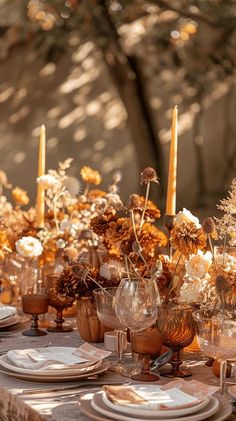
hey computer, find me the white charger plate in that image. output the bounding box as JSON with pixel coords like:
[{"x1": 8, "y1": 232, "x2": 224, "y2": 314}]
[
  {"x1": 92, "y1": 392, "x2": 219, "y2": 421},
  {"x1": 102, "y1": 386, "x2": 210, "y2": 418},
  {"x1": 0, "y1": 360, "x2": 110, "y2": 382},
  {"x1": 0, "y1": 347, "x2": 101, "y2": 376},
  {"x1": 79, "y1": 393, "x2": 232, "y2": 421}
]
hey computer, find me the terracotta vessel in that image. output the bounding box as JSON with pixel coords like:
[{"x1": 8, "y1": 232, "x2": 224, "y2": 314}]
[{"x1": 77, "y1": 296, "x2": 109, "y2": 342}]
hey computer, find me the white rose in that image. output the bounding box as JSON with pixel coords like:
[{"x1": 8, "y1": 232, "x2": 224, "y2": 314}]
[
  {"x1": 186, "y1": 251, "x2": 212, "y2": 280},
  {"x1": 16, "y1": 236, "x2": 43, "y2": 258},
  {"x1": 175, "y1": 208, "x2": 200, "y2": 228},
  {"x1": 180, "y1": 281, "x2": 202, "y2": 304},
  {"x1": 37, "y1": 174, "x2": 60, "y2": 189}
]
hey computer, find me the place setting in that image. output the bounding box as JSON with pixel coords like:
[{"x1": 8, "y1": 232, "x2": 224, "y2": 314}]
[
  {"x1": 0, "y1": 343, "x2": 111, "y2": 382},
  {"x1": 78, "y1": 380, "x2": 233, "y2": 421}
]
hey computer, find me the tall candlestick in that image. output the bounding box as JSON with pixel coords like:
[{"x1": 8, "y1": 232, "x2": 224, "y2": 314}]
[
  {"x1": 36, "y1": 125, "x2": 46, "y2": 228},
  {"x1": 165, "y1": 106, "x2": 178, "y2": 216}
]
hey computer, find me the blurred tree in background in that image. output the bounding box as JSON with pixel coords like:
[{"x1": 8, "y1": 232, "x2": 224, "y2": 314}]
[{"x1": 0, "y1": 0, "x2": 236, "y2": 212}]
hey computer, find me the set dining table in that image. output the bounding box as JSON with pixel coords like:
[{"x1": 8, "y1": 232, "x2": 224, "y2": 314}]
[{"x1": 0, "y1": 318, "x2": 235, "y2": 421}]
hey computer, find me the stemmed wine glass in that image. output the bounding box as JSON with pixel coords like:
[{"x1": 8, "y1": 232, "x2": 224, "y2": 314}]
[
  {"x1": 157, "y1": 304, "x2": 196, "y2": 378},
  {"x1": 45, "y1": 273, "x2": 74, "y2": 332},
  {"x1": 93, "y1": 287, "x2": 126, "y2": 372},
  {"x1": 193, "y1": 310, "x2": 236, "y2": 394},
  {"x1": 114, "y1": 277, "x2": 160, "y2": 379},
  {"x1": 22, "y1": 267, "x2": 49, "y2": 336}
]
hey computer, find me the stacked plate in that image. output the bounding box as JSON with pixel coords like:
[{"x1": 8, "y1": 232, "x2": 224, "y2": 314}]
[
  {"x1": 79, "y1": 384, "x2": 232, "y2": 421},
  {"x1": 0, "y1": 347, "x2": 110, "y2": 382},
  {"x1": 0, "y1": 306, "x2": 20, "y2": 329}
]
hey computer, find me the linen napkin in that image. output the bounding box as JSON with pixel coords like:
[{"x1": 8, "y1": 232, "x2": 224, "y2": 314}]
[
  {"x1": 161, "y1": 379, "x2": 219, "y2": 400},
  {"x1": 7, "y1": 343, "x2": 111, "y2": 370},
  {"x1": 7, "y1": 348, "x2": 88, "y2": 370},
  {"x1": 104, "y1": 380, "x2": 219, "y2": 410},
  {"x1": 104, "y1": 386, "x2": 148, "y2": 405}
]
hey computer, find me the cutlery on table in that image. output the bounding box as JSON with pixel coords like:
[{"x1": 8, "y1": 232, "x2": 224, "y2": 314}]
[
  {"x1": 150, "y1": 350, "x2": 173, "y2": 372},
  {"x1": 21, "y1": 381, "x2": 128, "y2": 396}
]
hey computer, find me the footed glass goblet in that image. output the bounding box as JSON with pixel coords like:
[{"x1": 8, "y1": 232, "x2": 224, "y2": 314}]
[
  {"x1": 130, "y1": 326, "x2": 163, "y2": 381},
  {"x1": 46, "y1": 273, "x2": 74, "y2": 332},
  {"x1": 22, "y1": 293, "x2": 49, "y2": 336},
  {"x1": 193, "y1": 310, "x2": 236, "y2": 395},
  {"x1": 93, "y1": 287, "x2": 126, "y2": 373},
  {"x1": 157, "y1": 304, "x2": 195, "y2": 378}
]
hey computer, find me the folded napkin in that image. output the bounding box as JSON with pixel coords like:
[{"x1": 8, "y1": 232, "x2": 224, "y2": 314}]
[
  {"x1": 7, "y1": 348, "x2": 88, "y2": 370},
  {"x1": 161, "y1": 379, "x2": 219, "y2": 400},
  {"x1": 104, "y1": 381, "x2": 218, "y2": 411},
  {"x1": 104, "y1": 386, "x2": 148, "y2": 405},
  {"x1": 7, "y1": 343, "x2": 112, "y2": 371},
  {"x1": 0, "y1": 306, "x2": 16, "y2": 321}
]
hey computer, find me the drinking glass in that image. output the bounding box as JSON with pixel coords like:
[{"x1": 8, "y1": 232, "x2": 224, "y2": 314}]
[
  {"x1": 93, "y1": 287, "x2": 126, "y2": 372},
  {"x1": 130, "y1": 326, "x2": 163, "y2": 381},
  {"x1": 22, "y1": 267, "x2": 49, "y2": 336},
  {"x1": 157, "y1": 304, "x2": 196, "y2": 378},
  {"x1": 114, "y1": 277, "x2": 160, "y2": 378},
  {"x1": 193, "y1": 310, "x2": 236, "y2": 394},
  {"x1": 45, "y1": 273, "x2": 74, "y2": 332}
]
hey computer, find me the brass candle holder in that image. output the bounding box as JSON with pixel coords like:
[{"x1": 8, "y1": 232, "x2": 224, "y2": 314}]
[{"x1": 164, "y1": 214, "x2": 176, "y2": 259}]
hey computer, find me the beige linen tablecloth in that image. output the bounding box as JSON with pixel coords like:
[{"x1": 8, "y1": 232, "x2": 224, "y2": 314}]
[{"x1": 0, "y1": 325, "x2": 235, "y2": 421}]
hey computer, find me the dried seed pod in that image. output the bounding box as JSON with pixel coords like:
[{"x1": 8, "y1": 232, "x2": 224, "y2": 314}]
[
  {"x1": 202, "y1": 217, "x2": 215, "y2": 235},
  {"x1": 140, "y1": 167, "x2": 159, "y2": 185},
  {"x1": 215, "y1": 274, "x2": 230, "y2": 293}
]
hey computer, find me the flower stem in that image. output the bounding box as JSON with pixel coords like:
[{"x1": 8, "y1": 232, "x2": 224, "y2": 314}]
[{"x1": 140, "y1": 182, "x2": 150, "y2": 230}]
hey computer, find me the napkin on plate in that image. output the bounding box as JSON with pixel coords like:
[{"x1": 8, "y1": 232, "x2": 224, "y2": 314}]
[
  {"x1": 7, "y1": 348, "x2": 88, "y2": 370},
  {"x1": 7, "y1": 343, "x2": 111, "y2": 370},
  {"x1": 104, "y1": 386, "x2": 148, "y2": 405},
  {"x1": 103, "y1": 380, "x2": 219, "y2": 411}
]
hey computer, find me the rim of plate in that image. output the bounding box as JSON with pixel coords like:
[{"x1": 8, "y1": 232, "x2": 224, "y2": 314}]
[
  {"x1": 0, "y1": 360, "x2": 110, "y2": 382},
  {"x1": 102, "y1": 390, "x2": 210, "y2": 418},
  {"x1": 0, "y1": 314, "x2": 21, "y2": 329},
  {"x1": 91, "y1": 392, "x2": 219, "y2": 421}
]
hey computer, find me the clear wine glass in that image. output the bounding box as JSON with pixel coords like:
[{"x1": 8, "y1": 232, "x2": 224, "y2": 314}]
[
  {"x1": 193, "y1": 310, "x2": 236, "y2": 394},
  {"x1": 93, "y1": 287, "x2": 126, "y2": 372},
  {"x1": 114, "y1": 277, "x2": 160, "y2": 378}
]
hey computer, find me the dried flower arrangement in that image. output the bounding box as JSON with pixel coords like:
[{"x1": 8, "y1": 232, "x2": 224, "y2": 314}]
[
  {"x1": 57, "y1": 167, "x2": 168, "y2": 299},
  {"x1": 178, "y1": 179, "x2": 236, "y2": 313}
]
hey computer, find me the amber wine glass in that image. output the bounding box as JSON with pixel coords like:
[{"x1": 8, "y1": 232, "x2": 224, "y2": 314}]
[
  {"x1": 157, "y1": 304, "x2": 196, "y2": 378},
  {"x1": 46, "y1": 273, "x2": 74, "y2": 332},
  {"x1": 22, "y1": 294, "x2": 49, "y2": 336}
]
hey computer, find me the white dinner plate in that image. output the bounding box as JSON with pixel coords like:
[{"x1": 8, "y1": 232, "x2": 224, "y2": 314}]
[
  {"x1": 0, "y1": 314, "x2": 21, "y2": 329},
  {"x1": 0, "y1": 360, "x2": 110, "y2": 382},
  {"x1": 0, "y1": 306, "x2": 16, "y2": 321},
  {"x1": 0, "y1": 348, "x2": 101, "y2": 376},
  {"x1": 79, "y1": 393, "x2": 232, "y2": 421},
  {"x1": 92, "y1": 392, "x2": 219, "y2": 421},
  {"x1": 102, "y1": 386, "x2": 210, "y2": 418}
]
